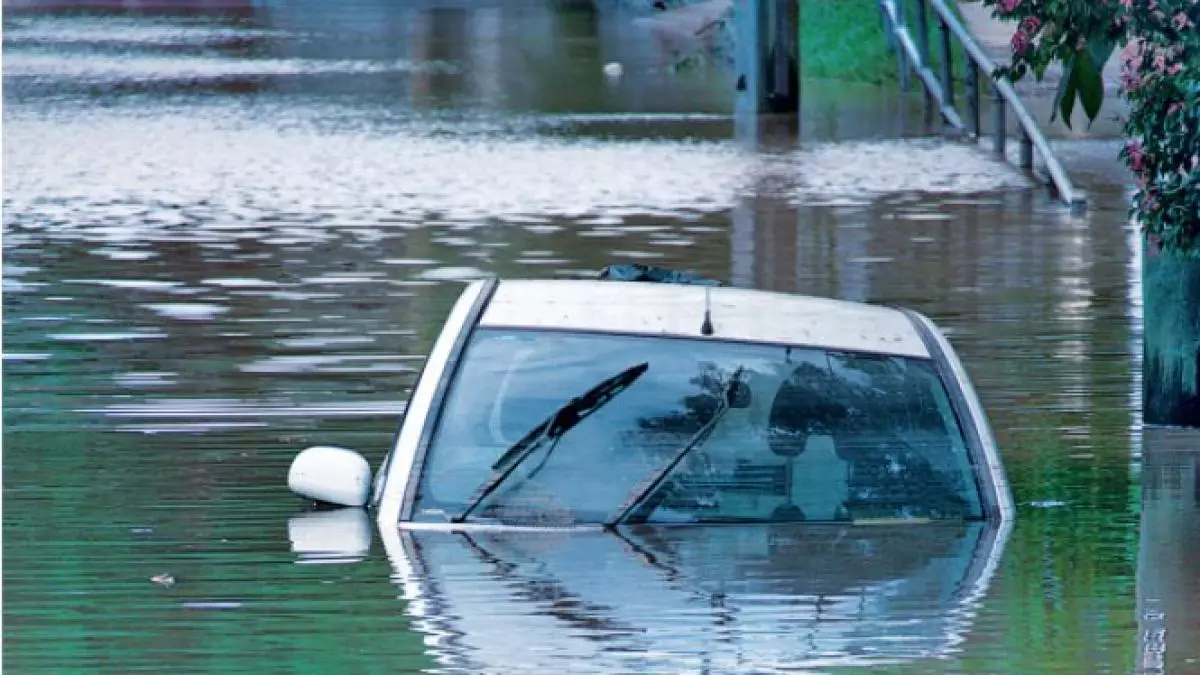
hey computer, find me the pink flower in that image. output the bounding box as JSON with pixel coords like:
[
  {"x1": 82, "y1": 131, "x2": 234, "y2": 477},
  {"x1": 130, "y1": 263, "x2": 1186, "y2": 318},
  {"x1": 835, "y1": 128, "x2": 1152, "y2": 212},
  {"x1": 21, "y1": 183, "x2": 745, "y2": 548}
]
[
  {"x1": 1120, "y1": 42, "x2": 1144, "y2": 91},
  {"x1": 1126, "y1": 140, "x2": 1145, "y2": 172},
  {"x1": 1121, "y1": 72, "x2": 1141, "y2": 92},
  {"x1": 1011, "y1": 28, "x2": 1031, "y2": 54},
  {"x1": 1121, "y1": 70, "x2": 1139, "y2": 92},
  {"x1": 1168, "y1": 101, "x2": 1183, "y2": 115},
  {"x1": 997, "y1": 0, "x2": 1021, "y2": 13},
  {"x1": 1120, "y1": 0, "x2": 1133, "y2": 7},
  {"x1": 1168, "y1": 62, "x2": 1183, "y2": 75},
  {"x1": 1120, "y1": 40, "x2": 1143, "y2": 66},
  {"x1": 1173, "y1": 12, "x2": 1192, "y2": 29},
  {"x1": 1020, "y1": 16, "x2": 1041, "y2": 32}
]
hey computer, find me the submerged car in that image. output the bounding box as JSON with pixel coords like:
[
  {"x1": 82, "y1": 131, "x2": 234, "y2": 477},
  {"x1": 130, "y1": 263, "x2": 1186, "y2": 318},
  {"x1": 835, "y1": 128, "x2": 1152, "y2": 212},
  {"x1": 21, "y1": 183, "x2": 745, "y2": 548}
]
[{"x1": 288, "y1": 271, "x2": 1014, "y2": 529}]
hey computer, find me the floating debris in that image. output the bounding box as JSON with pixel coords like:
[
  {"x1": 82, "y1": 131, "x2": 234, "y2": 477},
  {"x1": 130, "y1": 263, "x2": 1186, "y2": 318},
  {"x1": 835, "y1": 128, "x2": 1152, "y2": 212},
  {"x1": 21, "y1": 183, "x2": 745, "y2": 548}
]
[{"x1": 150, "y1": 572, "x2": 175, "y2": 588}]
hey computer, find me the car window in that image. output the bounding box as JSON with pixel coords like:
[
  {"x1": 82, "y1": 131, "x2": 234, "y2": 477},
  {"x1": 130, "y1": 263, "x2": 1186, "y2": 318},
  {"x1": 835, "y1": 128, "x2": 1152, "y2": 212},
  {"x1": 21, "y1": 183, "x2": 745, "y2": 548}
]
[{"x1": 412, "y1": 328, "x2": 984, "y2": 525}]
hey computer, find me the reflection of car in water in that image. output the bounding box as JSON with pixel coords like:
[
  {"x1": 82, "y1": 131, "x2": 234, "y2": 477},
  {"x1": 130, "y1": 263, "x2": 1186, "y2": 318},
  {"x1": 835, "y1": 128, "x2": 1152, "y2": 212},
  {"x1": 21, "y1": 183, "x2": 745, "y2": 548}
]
[
  {"x1": 286, "y1": 271, "x2": 1015, "y2": 671},
  {"x1": 290, "y1": 510, "x2": 1011, "y2": 672},
  {"x1": 289, "y1": 275, "x2": 1012, "y2": 527}
]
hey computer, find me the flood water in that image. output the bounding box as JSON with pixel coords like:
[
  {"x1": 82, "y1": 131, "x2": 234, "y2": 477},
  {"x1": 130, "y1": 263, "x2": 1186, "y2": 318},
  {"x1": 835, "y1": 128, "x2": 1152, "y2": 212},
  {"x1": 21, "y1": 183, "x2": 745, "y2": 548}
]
[{"x1": 4, "y1": 2, "x2": 1198, "y2": 673}]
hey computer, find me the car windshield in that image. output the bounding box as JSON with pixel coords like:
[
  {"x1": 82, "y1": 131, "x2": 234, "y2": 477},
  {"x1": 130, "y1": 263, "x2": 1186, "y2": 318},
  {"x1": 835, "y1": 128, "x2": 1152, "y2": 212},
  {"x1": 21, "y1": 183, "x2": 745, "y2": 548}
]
[{"x1": 412, "y1": 328, "x2": 984, "y2": 526}]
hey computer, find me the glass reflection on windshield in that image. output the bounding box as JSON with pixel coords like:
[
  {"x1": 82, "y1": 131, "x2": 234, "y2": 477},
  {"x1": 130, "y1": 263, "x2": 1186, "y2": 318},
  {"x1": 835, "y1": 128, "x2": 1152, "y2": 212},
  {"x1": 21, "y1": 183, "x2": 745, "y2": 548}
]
[{"x1": 413, "y1": 329, "x2": 983, "y2": 525}]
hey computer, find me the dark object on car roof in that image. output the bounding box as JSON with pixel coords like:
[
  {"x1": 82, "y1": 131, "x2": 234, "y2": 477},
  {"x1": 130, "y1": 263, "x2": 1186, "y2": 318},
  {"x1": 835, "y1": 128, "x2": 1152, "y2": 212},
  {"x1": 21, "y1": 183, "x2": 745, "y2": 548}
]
[{"x1": 597, "y1": 263, "x2": 721, "y2": 286}]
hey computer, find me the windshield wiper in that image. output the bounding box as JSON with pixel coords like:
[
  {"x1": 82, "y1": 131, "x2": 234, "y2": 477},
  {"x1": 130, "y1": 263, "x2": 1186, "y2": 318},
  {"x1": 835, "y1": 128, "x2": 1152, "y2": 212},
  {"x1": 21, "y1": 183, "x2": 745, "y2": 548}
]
[
  {"x1": 452, "y1": 361, "x2": 650, "y2": 523},
  {"x1": 607, "y1": 367, "x2": 746, "y2": 526}
]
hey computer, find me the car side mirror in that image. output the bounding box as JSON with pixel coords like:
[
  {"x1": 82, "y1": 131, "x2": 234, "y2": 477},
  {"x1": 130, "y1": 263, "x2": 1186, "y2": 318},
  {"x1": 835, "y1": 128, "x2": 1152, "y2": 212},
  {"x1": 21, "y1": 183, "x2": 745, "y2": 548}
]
[{"x1": 288, "y1": 446, "x2": 371, "y2": 507}]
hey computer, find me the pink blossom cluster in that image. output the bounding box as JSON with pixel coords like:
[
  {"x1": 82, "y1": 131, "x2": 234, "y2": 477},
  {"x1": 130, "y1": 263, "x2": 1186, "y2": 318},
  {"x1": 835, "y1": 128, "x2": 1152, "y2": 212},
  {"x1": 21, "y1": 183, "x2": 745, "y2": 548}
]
[
  {"x1": 1120, "y1": 41, "x2": 1185, "y2": 92},
  {"x1": 1010, "y1": 16, "x2": 1041, "y2": 54},
  {"x1": 997, "y1": 0, "x2": 1021, "y2": 14},
  {"x1": 1124, "y1": 139, "x2": 1150, "y2": 198},
  {"x1": 987, "y1": 0, "x2": 1198, "y2": 246},
  {"x1": 1122, "y1": 143, "x2": 1195, "y2": 194},
  {"x1": 1126, "y1": 139, "x2": 1145, "y2": 174},
  {"x1": 1119, "y1": 40, "x2": 1145, "y2": 91},
  {"x1": 1123, "y1": 2, "x2": 1197, "y2": 242}
]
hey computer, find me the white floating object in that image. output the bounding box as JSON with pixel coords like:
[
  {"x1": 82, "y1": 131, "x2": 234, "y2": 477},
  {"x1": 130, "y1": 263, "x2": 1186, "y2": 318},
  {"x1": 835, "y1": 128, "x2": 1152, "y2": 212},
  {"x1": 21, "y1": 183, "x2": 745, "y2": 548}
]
[
  {"x1": 150, "y1": 572, "x2": 176, "y2": 588},
  {"x1": 288, "y1": 446, "x2": 371, "y2": 507},
  {"x1": 603, "y1": 62, "x2": 624, "y2": 78}
]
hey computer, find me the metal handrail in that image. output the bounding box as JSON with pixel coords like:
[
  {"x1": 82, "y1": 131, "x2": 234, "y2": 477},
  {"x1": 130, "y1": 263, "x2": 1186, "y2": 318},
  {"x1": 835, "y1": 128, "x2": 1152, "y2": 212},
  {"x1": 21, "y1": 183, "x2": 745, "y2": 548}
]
[
  {"x1": 879, "y1": 0, "x2": 1087, "y2": 208},
  {"x1": 879, "y1": 0, "x2": 963, "y2": 128}
]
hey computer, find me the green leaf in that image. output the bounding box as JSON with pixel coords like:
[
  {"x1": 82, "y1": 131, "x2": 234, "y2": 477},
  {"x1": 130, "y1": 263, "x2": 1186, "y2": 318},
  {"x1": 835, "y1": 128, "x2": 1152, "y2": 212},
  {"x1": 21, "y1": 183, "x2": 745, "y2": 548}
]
[
  {"x1": 1033, "y1": 58, "x2": 1049, "y2": 81},
  {"x1": 1087, "y1": 38, "x2": 1116, "y2": 75},
  {"x1": 1076, "y1": 49, "x2": 1104, "y2": 127},
  {"x1": 1053, "y1": 56, "x2": 1078, "y2": 129}
]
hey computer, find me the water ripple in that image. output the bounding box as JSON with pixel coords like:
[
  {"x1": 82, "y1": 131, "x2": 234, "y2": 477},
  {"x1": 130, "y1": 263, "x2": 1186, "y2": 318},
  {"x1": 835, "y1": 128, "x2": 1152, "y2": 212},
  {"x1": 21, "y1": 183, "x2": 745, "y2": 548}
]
[
  {"x1": 80, "y1": 398, "x2": 405, "y2": 419},
  {"x1": 781, "y1": 139, "x2": 1032, "y2": 200},
  {"x1": 4, "y1": 53, "x2": 459, "y2": 82}
]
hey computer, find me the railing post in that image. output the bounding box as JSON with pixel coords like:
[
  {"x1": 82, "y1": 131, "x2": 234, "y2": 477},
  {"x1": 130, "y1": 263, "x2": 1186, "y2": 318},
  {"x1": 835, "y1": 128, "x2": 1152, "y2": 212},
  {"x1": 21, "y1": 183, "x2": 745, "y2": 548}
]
[
  {"x1": 938, "y1": 15, "x2": 954, "y2": 109},
  {"x1": 1019, "y1": 129, "x2": 1033, "y2": 169},
  {"x1": 735, "y1": 0, "x2": 798, "y2": 115},
  {"x1": 965, "y1": 59, "x2": 980, "y2": 137},
  {"x1": 894, "y1": 0, "x2": 910, "y2": 90},
  {"x1": 914, "y1": 0, "x2": 930, "y2": 67},
  {"x1": 768, "y1": 0, "x2": 800, "y2": 113},
  {"x1": 991, "y1": 84, "x2": 1005, "y2": 155}
]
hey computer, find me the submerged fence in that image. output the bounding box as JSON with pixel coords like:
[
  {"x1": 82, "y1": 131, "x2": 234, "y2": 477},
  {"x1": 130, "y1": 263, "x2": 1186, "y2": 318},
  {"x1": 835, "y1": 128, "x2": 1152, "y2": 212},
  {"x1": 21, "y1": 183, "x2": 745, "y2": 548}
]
[{"x1": 878, "y1": 0, "x2": 1086, "y2": 209}]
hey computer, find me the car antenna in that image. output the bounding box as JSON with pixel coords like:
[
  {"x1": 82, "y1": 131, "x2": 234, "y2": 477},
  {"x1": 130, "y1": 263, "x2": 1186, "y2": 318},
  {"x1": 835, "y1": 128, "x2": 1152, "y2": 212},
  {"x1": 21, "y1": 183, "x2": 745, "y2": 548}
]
[{"x1": 700, "y1": 287, "x2": 714, "y2": 336}]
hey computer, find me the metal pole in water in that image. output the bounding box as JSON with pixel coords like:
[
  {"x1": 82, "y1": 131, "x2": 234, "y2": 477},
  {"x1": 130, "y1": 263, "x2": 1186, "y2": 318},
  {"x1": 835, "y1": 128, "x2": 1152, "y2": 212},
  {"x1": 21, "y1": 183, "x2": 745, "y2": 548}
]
[
  {"x1": 735, "y1": 0, "x2": 800, "y2": 144},
  {"x1": 732, "y1": 0, "x2": 799, "y2": 284},
  {"x1": 893, "y1": 0, "x2": 910, "y2": 91},
  {"x1": 965, "y1": 59, "x2": 980, "y2": 138},
  {"x1": 767, "y1": 0, "x2": 800, "y2": 114},
  {"x1": 1019, "y1": 128, "x2": 1034, "y2": 169},
  {"x1": 938, "y1": 15, "x2": 954, "y2": 110},
  {"x1": 735, "y1": 0, "x2": 798, "y2": 115},
  {"x1": 915, "y1": 0, "x2": 930, "y2": 67},
  {"x1": 734, "y1": 0, "x2": 766, "y2": 141},
  {"x1": 991, "y1": 84, "x2": 1005, "y2": 155}
]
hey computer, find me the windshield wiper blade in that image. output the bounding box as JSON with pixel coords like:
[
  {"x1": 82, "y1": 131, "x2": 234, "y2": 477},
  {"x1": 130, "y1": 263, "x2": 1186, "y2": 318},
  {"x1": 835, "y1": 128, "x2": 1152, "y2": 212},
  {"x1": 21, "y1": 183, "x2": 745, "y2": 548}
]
[
  {"x1": 607, "y1": 367, "x2": 745, "y2": 526},
  {"x1": 452, "y1": 361, "x2": 650, "y2": 523}
]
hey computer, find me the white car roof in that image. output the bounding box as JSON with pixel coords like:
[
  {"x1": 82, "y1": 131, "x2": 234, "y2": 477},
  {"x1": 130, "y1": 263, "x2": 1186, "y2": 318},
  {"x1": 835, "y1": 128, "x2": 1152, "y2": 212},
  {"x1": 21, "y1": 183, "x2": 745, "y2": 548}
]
[{"x1": 478, "y1": 279, "x2": 931, "y2": 359}]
